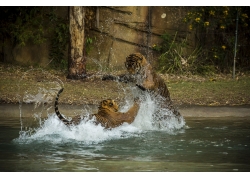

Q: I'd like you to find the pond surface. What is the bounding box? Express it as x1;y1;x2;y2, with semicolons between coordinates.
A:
0;116;249;172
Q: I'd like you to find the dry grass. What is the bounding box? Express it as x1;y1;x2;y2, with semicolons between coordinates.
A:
1;62;250;106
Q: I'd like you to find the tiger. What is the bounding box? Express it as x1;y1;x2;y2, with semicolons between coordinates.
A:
102;52;182;118
54;88;140;129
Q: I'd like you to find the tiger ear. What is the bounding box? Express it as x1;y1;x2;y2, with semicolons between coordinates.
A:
102;100;108;106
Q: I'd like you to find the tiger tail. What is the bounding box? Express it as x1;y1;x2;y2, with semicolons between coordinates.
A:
54;88;71;125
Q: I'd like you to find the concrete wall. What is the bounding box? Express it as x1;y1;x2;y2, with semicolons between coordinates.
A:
87;6;193;71
1;6;193;71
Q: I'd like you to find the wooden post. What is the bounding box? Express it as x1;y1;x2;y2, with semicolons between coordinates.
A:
67;6;87;79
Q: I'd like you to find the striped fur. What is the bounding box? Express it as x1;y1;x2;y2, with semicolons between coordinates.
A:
54;88;80;125
93;97;140;129
124;52;181;117
54;88;140;128
125;52;145;74
103;52;182;118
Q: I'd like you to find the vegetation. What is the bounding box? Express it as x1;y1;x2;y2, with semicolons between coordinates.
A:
1;63;250;106
168;75;250;106
0;7;69;70
0;7;46;46
153;7;250;75
1;7;250;106
48;9;69;70
85;37;94;55
185;7;250;73
153;32;204;74
1;7;249;75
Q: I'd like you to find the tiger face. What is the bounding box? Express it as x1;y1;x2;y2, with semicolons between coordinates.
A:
99;99;119;112
125;53;148;74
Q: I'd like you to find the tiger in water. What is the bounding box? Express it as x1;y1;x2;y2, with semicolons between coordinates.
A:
102;52;182;121
54;88;140;129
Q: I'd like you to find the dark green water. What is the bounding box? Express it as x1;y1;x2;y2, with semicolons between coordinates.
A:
0;116;249;172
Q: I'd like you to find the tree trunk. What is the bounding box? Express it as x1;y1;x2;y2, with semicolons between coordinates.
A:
67;6;87;79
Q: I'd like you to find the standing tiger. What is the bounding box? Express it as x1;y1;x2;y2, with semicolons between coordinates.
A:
102;52;182;119
54;88;140;129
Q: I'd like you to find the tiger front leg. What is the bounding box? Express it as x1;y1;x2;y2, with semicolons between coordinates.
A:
120;98;140;124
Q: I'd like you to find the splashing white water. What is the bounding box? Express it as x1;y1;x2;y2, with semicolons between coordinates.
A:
16;68;185;144
16;86;185;144
125;89;186;131
16;113;140;145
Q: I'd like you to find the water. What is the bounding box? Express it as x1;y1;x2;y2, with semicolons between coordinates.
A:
1;115;250;172
1;69;249;172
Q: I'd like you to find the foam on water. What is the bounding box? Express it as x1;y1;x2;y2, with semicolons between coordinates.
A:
15;88;185;145
16;113;140;145
15;69;185;145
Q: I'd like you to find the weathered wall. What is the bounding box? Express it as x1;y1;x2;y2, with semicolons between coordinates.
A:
1;6;193;71
87;6;193;71
13;42;50;67
87;7;149;71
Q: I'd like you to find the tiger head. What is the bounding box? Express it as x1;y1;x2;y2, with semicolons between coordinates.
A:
98;99;119;112
125;53;148;75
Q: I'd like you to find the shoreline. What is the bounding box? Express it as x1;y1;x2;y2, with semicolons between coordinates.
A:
1;103;250;119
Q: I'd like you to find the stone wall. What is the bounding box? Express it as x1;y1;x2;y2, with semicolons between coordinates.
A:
87;6;193;71
1;6;193;71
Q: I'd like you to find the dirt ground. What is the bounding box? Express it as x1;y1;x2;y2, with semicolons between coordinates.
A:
1;63;250;106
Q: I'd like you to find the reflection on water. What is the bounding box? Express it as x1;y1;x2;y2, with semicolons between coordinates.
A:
0;116;250;172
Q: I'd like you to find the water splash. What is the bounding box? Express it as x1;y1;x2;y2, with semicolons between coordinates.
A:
15;113;140;145
15;81;186;144
124;87;186;131
17;68;64;136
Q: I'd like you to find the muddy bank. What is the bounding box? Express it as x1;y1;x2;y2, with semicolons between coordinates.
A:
1;104;250;119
